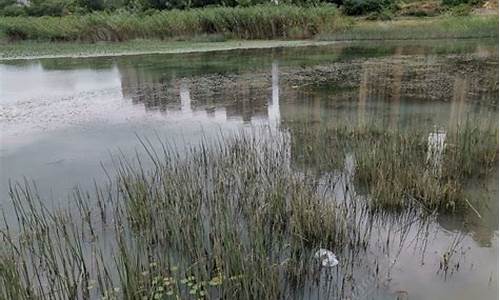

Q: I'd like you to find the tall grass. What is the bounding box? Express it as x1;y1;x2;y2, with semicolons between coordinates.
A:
0;122;497;298
0;131;368;299
317;15;499;41
290;121;498;211
0;5;349;42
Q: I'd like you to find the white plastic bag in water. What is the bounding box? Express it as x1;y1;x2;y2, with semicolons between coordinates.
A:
314;249;339;267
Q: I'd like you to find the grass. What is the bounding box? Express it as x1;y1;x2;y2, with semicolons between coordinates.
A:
317;15;499;41
0;119;497;298
0;39;340;60
0;131;364;299
0;4;349;42
290;120;498;212
0;7;497;60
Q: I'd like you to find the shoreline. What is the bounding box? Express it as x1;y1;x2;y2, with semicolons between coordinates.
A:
1;35;498;61
0;40;342;61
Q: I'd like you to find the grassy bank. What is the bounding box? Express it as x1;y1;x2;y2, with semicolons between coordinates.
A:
0;13;497;60
0;4;348;42
319;15;499;40
0;39;341;60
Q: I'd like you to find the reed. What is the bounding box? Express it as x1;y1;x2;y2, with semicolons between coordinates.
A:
0;131;365;299
0;121;496;298
0;4;348;42
290;121;498;212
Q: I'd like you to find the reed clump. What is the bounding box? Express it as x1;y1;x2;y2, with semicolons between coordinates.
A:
295;122;498;212
0;122;496;298
0;4;349;42
291;120;498;213
1;132;362;299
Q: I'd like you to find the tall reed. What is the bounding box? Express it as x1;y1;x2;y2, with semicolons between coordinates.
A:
0;5;348;42
0;131;365;299
0;122;497;298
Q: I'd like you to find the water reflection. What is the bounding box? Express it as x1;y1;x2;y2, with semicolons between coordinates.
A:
2;41;497;196
427;129;447;176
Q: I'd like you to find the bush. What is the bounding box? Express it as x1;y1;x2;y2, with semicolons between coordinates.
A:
442;0;480;6
1;4;26;16
366;8;393;20
448;3;472;15
26;0;70;16
343;0;395;15
397;1;442;17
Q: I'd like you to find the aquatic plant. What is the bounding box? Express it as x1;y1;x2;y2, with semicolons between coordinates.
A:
288;121;498;212
0;131;366;299
0;121;497;298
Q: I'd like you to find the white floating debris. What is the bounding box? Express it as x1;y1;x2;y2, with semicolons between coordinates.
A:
314;249;339;267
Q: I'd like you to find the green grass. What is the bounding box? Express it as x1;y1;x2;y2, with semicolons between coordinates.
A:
291;120;498;211
317;15;499;40
0;131;363;299
1;7;497;61
0;39;340;60
0;4;349;42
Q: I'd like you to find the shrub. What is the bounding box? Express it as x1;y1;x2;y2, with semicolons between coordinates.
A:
442;0;481;6
26;0;70;16
0;4;26;16
397;1;442;17
366;8;393;20
448;3;472;15
343;0;395;15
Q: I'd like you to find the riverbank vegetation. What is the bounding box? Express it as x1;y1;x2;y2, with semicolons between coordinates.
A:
0;1;497;44
317;15;498;40
0;5;350;41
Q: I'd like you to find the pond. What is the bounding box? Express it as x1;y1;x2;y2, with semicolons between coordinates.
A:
0;39;498;299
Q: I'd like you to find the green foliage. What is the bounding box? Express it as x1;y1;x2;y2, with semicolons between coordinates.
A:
343;0;395;15
318;15;498;40
366;8;393;20
448;3;472;15
0;4;347;41
25;0;71;16
0;0;15;9
442;0;480;6
0;4;26;16
76;0;105;10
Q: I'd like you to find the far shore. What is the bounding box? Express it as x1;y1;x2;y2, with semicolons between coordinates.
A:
1;36;497;61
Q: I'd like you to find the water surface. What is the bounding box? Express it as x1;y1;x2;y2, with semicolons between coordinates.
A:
0;39;498;299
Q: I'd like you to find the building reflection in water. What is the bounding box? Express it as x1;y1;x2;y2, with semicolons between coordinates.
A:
269;61;281;127
119;60;284;124
179;82;193;115
1;42;497;263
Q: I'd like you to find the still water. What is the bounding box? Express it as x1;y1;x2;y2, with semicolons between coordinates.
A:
0;39;498;299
